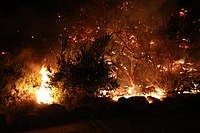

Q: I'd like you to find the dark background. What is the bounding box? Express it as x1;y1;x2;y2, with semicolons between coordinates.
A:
0;0;199;56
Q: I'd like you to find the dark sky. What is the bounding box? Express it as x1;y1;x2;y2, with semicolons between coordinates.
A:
0;0;108;54
0;0;64;53
0;0;199;56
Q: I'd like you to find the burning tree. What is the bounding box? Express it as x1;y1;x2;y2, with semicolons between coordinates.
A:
51;34;119;107
51;1;190;101
165;5;200;94
96;0;200;100
103;1;181;96
1;0;198;112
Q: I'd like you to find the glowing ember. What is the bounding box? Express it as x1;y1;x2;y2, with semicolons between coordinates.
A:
179;44;190;49
179;8;187;17
36;66;55;104
98;84;166;103
1;52;9;55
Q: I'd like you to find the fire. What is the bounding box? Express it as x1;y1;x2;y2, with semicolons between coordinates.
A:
179;8;187;17
36;66;55;104
99;84;166;103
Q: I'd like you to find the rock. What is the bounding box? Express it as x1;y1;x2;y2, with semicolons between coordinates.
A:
146;96;163;110
146;96;162;104
118;97;127;104
74;97;114;119
117;97;128;109
162;96;183;110
126;96;149;111
182;94;200;110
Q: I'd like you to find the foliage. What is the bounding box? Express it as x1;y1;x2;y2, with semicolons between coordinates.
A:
0;57;40;113
51;34;119;107
164;7;200;94
105;7;181;89
0;58;23;111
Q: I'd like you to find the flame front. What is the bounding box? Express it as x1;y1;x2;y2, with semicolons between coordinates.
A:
99;84;166;103
36;66;54;104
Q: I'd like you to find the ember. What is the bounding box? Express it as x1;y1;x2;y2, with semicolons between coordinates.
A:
98;84;166;103
179;8;187;17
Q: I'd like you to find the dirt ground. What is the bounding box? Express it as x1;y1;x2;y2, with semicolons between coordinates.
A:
19;109;200;133
8;95;200;133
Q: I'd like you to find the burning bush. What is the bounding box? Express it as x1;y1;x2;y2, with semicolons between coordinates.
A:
0;59;26;111
0;59;41;113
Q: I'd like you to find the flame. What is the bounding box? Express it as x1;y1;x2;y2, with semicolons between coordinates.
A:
98;84;166;103
179;8;187;17
36;66;55;104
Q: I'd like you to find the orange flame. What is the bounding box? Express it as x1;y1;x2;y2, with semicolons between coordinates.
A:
99;84;166;103
36;66;55;104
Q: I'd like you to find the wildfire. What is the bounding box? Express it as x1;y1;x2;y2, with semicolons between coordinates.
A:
36;66;56;104
98;56;200;103
99;84;166;103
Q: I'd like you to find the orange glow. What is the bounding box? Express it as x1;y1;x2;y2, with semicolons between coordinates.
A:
179;44;190;49
36;66;57;104
99;84;166;103
179;11;186;17
1;52;9;55
179;8;187;17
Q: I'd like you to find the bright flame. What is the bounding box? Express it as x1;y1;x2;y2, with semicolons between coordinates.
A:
36;66;55;104
98;84;166;103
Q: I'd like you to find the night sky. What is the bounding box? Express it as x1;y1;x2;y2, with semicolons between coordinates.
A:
0;0;199;60
0;0;107;60
1;0;66;54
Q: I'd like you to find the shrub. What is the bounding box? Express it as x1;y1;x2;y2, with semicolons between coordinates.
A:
51;34;119;108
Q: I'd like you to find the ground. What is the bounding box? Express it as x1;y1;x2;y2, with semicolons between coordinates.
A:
19;108;200;133
7;95;200;133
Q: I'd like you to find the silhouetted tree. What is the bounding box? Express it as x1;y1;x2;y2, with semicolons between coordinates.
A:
51;34;119;107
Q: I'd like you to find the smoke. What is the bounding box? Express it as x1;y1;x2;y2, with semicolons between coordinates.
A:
122;0;177;27
0;1;61;68
0;0;178;69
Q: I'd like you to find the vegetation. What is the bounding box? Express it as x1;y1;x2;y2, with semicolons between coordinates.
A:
0;0;199;117
0;56;39;113
51;34;119;107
